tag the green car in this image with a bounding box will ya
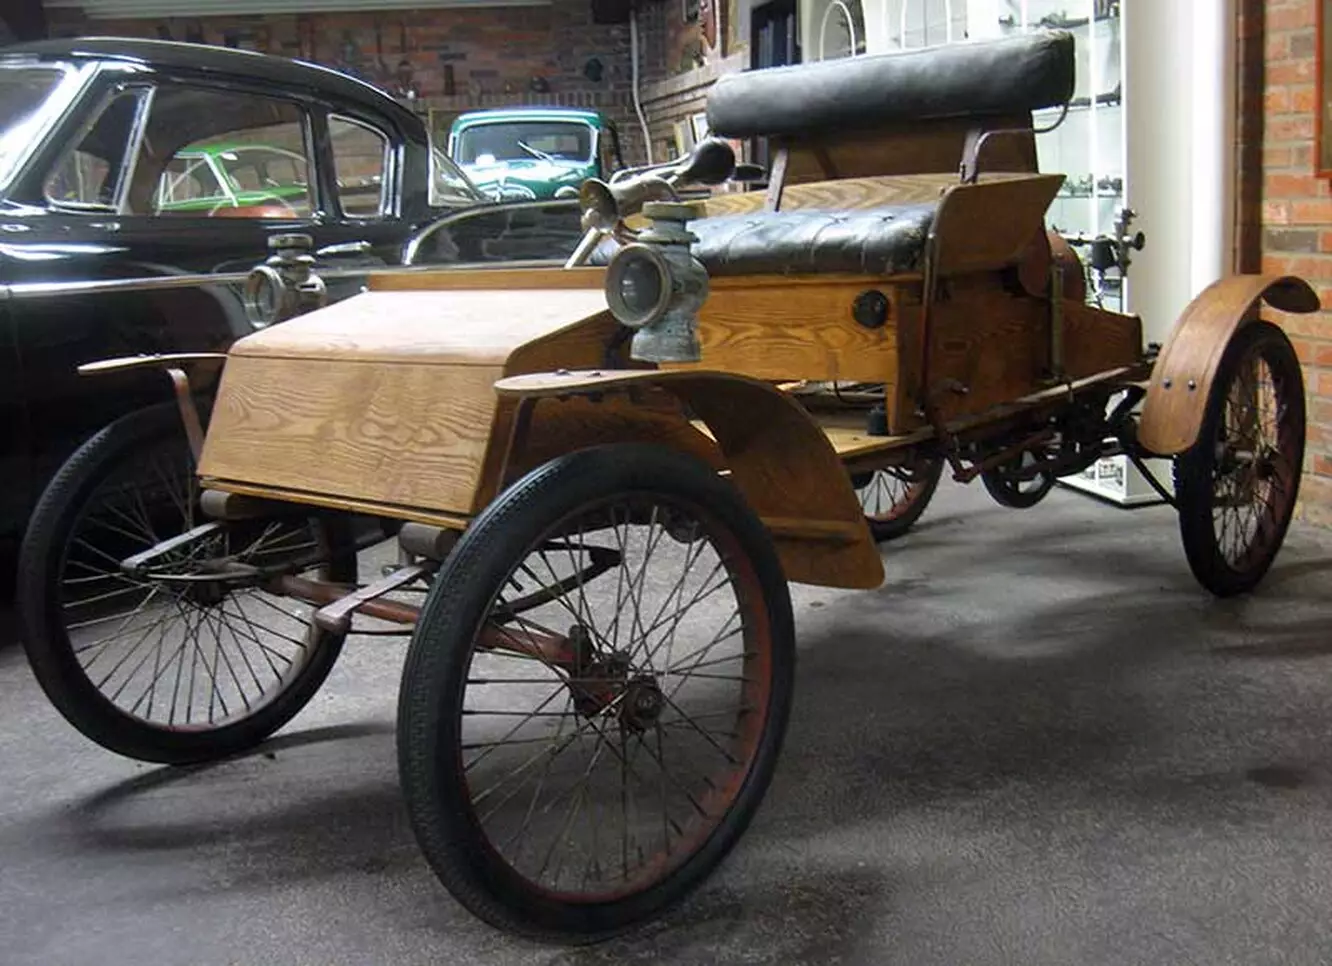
[447,107,624,202]
[155,142,312,216]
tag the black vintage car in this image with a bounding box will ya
[0,37,582,579]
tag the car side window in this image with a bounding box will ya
[139,87,312,218]
[44,87,151,211]
[329,115,389,218]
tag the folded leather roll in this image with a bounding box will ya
[706,30,1075,140]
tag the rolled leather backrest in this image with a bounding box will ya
[706,30,1075,141]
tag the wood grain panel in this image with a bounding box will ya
[698,172,1038,220]
[498,394,724,487]
[228,289,608,365]
[469,312,647,508]
[197,479,475,531]
[504,311,627,375]
[931,175,1064,276]
[780,114,1038,186]
[1138,274,1319,455]
[664,277,899,384]
[1061,302,1143,378]
[199,355,502,515]
[368,265,606,291]
[493,368,884,589]
[914,288,1049,426]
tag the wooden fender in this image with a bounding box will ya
[494,369,886,590]
[1137,274,1319,456]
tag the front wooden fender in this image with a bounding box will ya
[1137,274,1319,456]
[494,369,885,590]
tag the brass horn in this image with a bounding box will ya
[578,175,676,232]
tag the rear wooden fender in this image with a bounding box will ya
[1137,274,1319,456]
[494,369,886,590]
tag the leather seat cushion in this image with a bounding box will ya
[706,30,1075,140]
[592,204,936,277]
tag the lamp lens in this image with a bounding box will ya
[619,255,664,319]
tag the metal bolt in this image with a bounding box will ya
[1187,379,1197,391]
[1162,378,1173,389]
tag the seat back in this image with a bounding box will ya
[705,31,1074,200]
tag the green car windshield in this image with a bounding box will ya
[455,121,593,166]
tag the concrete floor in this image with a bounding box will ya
[4,478,1332,965]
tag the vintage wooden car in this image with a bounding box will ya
[18,30,1312,942]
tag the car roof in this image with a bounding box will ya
[177,142,299,156]
[0,36,421,134]
[452,107,606,127]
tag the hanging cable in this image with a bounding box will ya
[630,4,654,165]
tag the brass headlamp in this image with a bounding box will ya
[603,201,709,364]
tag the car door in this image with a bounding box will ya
[316,111,418,271]
[0,296,30,557]
[7,75,369,501]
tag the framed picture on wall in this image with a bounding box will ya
[690,112,710,144]
[673,119,696,158]
[1319,0,1332,175]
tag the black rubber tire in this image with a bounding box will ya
[853,456,945,542]
[980,458,1056,509]
[18,401,357,764]
[397,443,795,942]
[1175,320,1305,597]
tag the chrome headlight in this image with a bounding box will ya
[605,243,672,329]
[242,233,326,328]
[242,264,287,328]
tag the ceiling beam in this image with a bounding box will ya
[43,0,550,16]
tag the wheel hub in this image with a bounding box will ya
[621,676,665,732]
[564,626,664,728]
[569,648,632,718]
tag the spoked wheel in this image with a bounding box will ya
[980,449,1056,509]
[1175,320,1305,597]
[852,453,944,542]
[18,402,357,764]
[397,444,794,941]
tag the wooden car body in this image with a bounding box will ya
[193,28,1316,594]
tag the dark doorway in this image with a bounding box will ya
[1,0,48,41]
[748,0,800,175]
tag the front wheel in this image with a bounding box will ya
[1174,320,1305,597]
[18,402,357,764]
[397,444,795,941]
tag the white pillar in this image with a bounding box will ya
[1188,0,1236,295]
[1123,0,1235,342]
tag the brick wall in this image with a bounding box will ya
[633,0,747,163]
[44,3,649,163]
[1252,0,1332,524]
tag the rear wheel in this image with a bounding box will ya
[397,444,794,941]
[18,402,357,764]
[980,450,1056,509]
[1175,321,1305,597]
[852,454,944,541]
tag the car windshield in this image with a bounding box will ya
[0,64,80,188]
[455,120,593,166]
